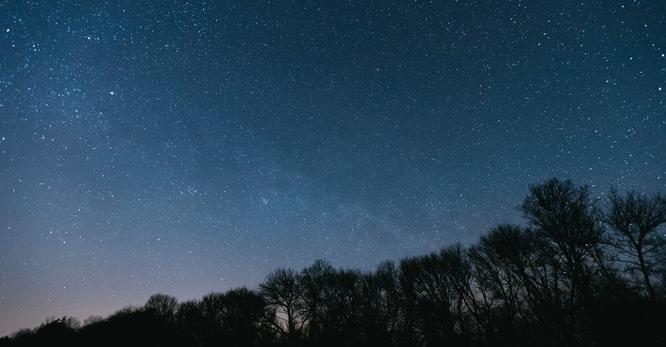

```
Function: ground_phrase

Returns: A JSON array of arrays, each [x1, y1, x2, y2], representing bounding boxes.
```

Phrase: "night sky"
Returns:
[[1, 0, 665, 336]]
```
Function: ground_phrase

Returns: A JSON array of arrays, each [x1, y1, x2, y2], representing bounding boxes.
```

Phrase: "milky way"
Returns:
[[1, 0, 665, 336]]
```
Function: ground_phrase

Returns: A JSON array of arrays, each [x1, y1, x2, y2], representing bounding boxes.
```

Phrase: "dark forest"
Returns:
[[2, 179, 665, 347]]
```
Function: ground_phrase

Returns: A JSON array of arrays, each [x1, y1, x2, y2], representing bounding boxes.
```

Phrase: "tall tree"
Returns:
[[259, 268, 304, 341], [521, 179, 604, 346], [218, 288, 268, 347], [300, 259, 335, 340], [521, 179, 601, 305], [361, 261, 400, 346], [600, 189, 666, 301]]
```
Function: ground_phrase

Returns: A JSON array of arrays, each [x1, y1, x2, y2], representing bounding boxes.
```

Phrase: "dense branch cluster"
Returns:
[[2, 179, 665, 347]]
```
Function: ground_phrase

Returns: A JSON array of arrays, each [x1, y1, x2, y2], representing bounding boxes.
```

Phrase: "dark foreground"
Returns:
[[2, 179, 665, 347]]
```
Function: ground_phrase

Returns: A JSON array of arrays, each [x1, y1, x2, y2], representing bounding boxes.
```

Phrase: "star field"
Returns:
[[1, 0, 665, 336]]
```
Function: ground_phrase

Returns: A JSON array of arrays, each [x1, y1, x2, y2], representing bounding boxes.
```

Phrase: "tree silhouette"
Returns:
[[360, 261, 400, 346], [145, 294, 179, 322], [217, 288, 268, 347], [600, 189, 666, 301], [2, 179, 665, 347], [299, 259, 335, 341], [259, 268, 304, 342], [521, 179, 602, 344]]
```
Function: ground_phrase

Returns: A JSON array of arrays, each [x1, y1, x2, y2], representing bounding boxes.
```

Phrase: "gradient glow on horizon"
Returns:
[[1, 0, 665, 337]]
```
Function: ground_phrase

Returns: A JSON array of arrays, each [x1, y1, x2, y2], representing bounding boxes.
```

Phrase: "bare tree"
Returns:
[[145, 293, 179, 321], [219, 288, 268, 347], [397, 248, 465, 347], [521, 179, 602, 307], [469, 226, 527, 343], [300, 259, 335, 339], [361, 260, 400, 345], [599, 189, 666, 301], [259, 268, 304, 340]]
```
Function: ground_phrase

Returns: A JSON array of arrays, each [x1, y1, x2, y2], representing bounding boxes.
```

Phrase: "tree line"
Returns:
[[2, 179, 665, 347]]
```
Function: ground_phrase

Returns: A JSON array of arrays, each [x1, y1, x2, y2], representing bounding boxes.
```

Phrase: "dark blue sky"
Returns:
[[1, 0, 665, 336]]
